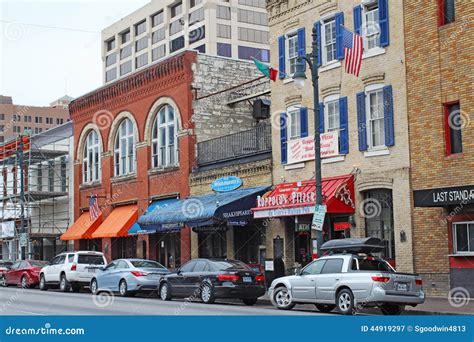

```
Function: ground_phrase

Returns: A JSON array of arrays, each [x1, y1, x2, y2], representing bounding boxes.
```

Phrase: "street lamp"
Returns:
[[292, 25, 324, 257]]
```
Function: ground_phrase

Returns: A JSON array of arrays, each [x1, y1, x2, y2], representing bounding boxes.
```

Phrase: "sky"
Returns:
[[0, 0, 150, 106]]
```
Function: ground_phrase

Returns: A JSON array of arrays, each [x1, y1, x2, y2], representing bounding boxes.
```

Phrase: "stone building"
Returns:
[[263, 0, 414, 272], [406, 0, 474, 296]]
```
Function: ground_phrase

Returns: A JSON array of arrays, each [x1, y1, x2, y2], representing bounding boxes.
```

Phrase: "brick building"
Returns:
[[263, 0, 414, 272], [0, 95, 71, 144], [61, 50, 262, 266], [406, 0, 474, 296]]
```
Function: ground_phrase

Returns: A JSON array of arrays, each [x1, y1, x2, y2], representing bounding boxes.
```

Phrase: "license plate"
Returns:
[[243, 276, 252, 283], [148, 274, 160, 279], [397, 283, 408, 291], [88, 268, 96, 273]]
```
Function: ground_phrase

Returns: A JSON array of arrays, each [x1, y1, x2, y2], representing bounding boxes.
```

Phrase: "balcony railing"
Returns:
[[197, 124, 272, 166]]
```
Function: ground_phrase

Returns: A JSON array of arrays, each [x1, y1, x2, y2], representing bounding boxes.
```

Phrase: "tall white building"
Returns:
[[102, 0, 269, 83]]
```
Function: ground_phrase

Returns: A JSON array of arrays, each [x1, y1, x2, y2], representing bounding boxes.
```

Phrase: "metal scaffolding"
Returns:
[[0, 129, 72, 261]]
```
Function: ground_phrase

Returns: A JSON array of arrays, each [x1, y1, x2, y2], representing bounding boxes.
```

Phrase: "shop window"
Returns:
[[151, 105, 178, 169], [82, 130, 101, 184], [114, 118, 136, 176], [363, 189, 394, 260], [444, 101, 462, 155], [438, 0, 455, 26], [453, 223, 474, 254]]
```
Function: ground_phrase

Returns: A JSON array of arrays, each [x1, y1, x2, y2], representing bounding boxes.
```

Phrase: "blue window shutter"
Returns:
[[379, 0, 390, 47], [353, 5, 362, 35], [318, 103, 325, 133], [383, 85, 395, 147], [356, 92, 367, 151], [335, 12, 345, 60], [280, 112, 288, 164], [300, 107, 308, 138], [314, 21, 322, 67], [339, 97, 349, 154], [278, 36, 286, 79], [297, 27, 306, 71]]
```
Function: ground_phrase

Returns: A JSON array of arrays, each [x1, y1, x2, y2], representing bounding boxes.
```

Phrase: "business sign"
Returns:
[[334, 222, 351, 231], [296, 223, 311, 232], [311, 204, 327, 231], [414, 185, 474, 207], [287, 132, 339, 165], [211, 176, 242, 192], [0, 221, 15, 239]]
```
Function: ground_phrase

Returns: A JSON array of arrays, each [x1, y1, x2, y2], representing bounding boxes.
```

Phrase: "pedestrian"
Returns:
[[274, 257, 285, 279]]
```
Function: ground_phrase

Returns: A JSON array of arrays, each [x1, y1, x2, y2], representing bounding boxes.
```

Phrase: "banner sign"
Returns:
[[287, 132, 339, 165], [0, 221, 15, 238], [414, 185, 474, 207]]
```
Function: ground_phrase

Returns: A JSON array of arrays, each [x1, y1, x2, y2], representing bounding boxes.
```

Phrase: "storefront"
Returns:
[[414, 185, 474, 295], [60, 211, 103, 252], [252, 175, 356, 268]]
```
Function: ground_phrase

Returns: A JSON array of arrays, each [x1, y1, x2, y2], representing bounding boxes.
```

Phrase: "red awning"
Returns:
[[252, 175, 355, 219]]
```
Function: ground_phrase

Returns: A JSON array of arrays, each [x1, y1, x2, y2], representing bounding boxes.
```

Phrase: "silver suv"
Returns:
[[269, 245, 425, 315], [39, 251, 107, 292]]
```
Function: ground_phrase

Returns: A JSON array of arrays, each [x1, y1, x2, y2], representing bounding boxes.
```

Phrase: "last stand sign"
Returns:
[[413, 185, 474, 207]]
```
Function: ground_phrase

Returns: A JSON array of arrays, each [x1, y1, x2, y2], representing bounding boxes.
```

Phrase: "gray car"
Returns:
[[269, 253, 425, 315], [90, 259, 169, 297]]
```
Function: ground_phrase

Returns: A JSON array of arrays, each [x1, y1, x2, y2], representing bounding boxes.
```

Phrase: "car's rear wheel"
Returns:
[[21, 275, 29, 289], [242, 298, 258, 306], [159, 282, 171, 301], [273, 287, 295, 310], [336, 288, 355, 315], [381, 304, 405, 315], [119, 279, 131, 297], [59, 274, 70, 292], [200, 283, 215, 304], [39, 274, 48, 291], [315, 304, 336, 313], [90, 279, 99, 295]]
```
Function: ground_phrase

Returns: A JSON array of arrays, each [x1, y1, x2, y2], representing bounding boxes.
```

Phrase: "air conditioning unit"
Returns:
[[361, 0, 378, 6], [252, 99, 271, 121]]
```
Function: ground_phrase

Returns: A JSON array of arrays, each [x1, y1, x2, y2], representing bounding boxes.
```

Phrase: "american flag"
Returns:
[[89, 194, 101, 221], [342, 26, 363, 77]]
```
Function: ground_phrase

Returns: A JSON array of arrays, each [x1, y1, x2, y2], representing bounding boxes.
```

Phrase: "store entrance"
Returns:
[[295, 232, 311, 267], [152, 232, 181, 270], [234, 223, 263, 264], [197, 229, 227, 259]]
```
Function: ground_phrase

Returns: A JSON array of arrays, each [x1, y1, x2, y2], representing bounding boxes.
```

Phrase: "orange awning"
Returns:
[[91, 204, 138, 239], [60, 212, 102, 241]]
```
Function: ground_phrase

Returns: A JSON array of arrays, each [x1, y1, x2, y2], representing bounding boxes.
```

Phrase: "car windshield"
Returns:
[[77, 255, 105, 265], [211, 260, 250, 271], [354, 257, 393, 272], [29, 261, 47, 267], [130, 260, 166, 269]]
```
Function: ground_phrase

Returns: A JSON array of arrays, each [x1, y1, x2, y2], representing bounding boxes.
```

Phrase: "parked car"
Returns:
[[2, 260, 47, 288], [269, 238, 425, 315], [90, 259, 169, 297], [0, 261, 13, 286], [39, 251, 107, 292], [158, 258, 266, 305]]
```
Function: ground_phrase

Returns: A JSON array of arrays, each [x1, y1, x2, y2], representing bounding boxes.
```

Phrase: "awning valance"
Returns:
[[129, 198, 181, 234], [91, 204, 138, 239], [60, 212, 102, 241], [252, 175, 355, 219], [138, 186, 269, 229]]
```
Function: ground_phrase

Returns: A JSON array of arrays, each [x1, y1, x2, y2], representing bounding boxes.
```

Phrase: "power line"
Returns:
[[0, 19, 100, 34]]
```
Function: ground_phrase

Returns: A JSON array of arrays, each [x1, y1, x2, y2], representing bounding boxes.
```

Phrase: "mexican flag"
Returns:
[[252, 57, 278, 81]]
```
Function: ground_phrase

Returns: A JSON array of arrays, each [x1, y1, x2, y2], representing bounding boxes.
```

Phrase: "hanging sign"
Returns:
[[311, 204, 327, 231], [211, 176, 242, 192]]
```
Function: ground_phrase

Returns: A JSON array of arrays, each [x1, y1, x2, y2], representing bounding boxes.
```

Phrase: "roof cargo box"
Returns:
[[320, 237, 385, 254]]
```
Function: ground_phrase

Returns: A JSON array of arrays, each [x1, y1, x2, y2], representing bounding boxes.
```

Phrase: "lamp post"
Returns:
[[292, 26, 324, 256]]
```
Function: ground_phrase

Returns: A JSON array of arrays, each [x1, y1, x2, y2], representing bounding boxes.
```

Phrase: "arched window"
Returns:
[[82, 130, 101, 183], [114, 118, 136, 176], [151, 105, 178, 168]]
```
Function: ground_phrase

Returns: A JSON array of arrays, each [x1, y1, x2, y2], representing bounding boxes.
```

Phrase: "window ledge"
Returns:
[[448, 253, 474, 257], [148, 166, 180, 176], [284, 162, 305, 170], [111, 173, 137, 184], [446, 153, 464, 159], [322, 155, 345, 164], [320, 61, 341, 73], [362, 48, 386, 60], [364, 148, 390, 157], [79, 181, 102, 190]]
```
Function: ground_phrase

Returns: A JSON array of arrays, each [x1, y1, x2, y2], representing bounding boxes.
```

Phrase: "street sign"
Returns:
[[19, 233, 28, 247], [311, 204, 327, 231]]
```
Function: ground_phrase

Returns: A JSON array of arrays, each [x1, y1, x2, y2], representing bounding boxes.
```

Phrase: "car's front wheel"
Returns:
[[336, 288, 355, 315], [273, 287, 295, 310], [90, 279, 99, 295], [159, 282, 171, 301], [0, 275, 7, 287], [381, 304, 405, 315], [39, 274, 48, 291]]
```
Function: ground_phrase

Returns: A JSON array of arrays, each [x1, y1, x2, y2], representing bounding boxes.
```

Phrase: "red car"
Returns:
[[3, 260, 47, 288]]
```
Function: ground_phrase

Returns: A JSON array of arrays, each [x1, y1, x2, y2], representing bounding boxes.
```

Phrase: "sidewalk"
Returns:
[[258, 294, 474, 315]]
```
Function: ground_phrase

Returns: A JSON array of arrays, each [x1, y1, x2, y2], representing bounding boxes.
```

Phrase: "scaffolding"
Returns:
[[0, 128, 72, 261]]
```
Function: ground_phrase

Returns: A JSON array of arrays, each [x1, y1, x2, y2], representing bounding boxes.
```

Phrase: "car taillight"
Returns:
[[131, 271, 148, 277], [415, 278, 423, 286], [255, 275, 265, 282], [70, 264, 77, 271], [217, 274, 240, 282], [371, 275, 390, 283]]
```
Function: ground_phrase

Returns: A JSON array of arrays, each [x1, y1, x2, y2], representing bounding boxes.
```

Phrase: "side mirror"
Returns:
[[176, 269, 182, 275]]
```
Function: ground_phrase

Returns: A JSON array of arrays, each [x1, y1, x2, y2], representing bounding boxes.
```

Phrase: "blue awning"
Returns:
[[129, 198, 180, 234], [138, 186, 269, 229]]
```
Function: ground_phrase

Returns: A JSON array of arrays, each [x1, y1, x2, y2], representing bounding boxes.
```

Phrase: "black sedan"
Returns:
[[158, 258, 266, 305]]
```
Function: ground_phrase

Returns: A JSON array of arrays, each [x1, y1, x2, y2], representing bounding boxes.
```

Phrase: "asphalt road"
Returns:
[[0, 287, 332, 316]]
